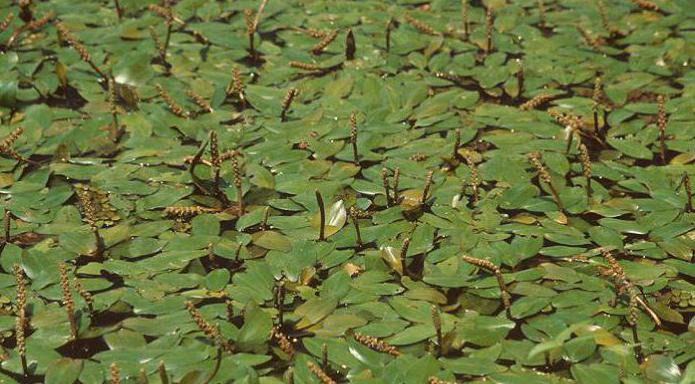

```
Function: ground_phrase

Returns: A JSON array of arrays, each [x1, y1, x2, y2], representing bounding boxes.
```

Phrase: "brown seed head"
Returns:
[[0, 13, 13, 33], [15, 316, 25, 359], [0, 127, 24, 150], [353, 332, 401, 356], [304, 28, 328, 39], [270, 327, 295, 357], [579, 143, 591, 178], [631, 0, 659, 11], [164, 206, 221, 218], [657, 95, 667, 136], [14, 265, 26, 325], [220, 149, 241, 162], [404, 14, 436, 35], [27, 11, 53, 30], [110, 362, 119, 384], [462, 255, 499, 274], [599, 249, 639, 325], [593, 76, 603, 104], [55, 21, 91, 62], [289, 61, 322, 71], [231, 156, 243, 189], [73, 277, 94, 307], [428, 378, 457, 384], [350, 112, 357, 145], [148, 4, 173, 23], [210, 131, 220, 169], [462, 255, 510, 308], [244, 9, 255, 35], [485, 6, 494, 52], [186, 89, 213, 113], [434, 71, 464, 83], [280, 88, 299, 120], [520, 94, 555, 110], [529, 154, 552, 184], [74, 184, 99, 226], [463, 153, 480, 203], [190, 29, 209, 45], [59, 263, 77, 339], [549, 110, 583, 132], [0, 127, 24, 161], [185, 301, 234, 352], [306, 361, 336, 384], [311, 29, 338, 54], [231, 67, 244, 95], [156, 84, 190, 118], [577, 26, 602, 48]]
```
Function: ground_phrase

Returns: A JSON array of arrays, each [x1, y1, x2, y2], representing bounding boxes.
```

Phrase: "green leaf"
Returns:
[[45, 358, 84, 384]]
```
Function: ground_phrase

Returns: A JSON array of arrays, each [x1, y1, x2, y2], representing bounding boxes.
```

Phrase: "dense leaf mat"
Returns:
[[0, 0, 694, 382]]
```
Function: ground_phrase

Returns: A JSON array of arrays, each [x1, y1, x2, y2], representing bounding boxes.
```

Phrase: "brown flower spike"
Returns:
[[404, 14, 437, 35], [462, 153, 479, 205], [270, 327, 295, 357], [428, 378, 457, 384], [0, 13, 13, 33], [280, 88, 299, 122], [164, 206, 221, 218], [579, 143, 592, 199], [226, 67, 246, 108], [186, 89, 213, 113], [55, 21, 107, 81], [185, 301, 234, 352], [59, 263, 78, 340], [110, 362, 119, 384], [657, 95, 667, 164], [307, 361, 336, 384], [16, 316, 27, 374], [350, 112, 359, 165], [156, 84, 190, 118], [631, 0, 659, 11], [244, 9, 256, 58], [353, 332, 401, 357], [231, 154, 244, 214], [14, 264, 27, 334], [289, 60, 322, 72], [519, 94, 555, 110], [462, 255, 511, 311], [529, 152, 564, 212], [74, 277, 94, 313], [311, 29, 337, 54], [0, 127, 25, 162], [485, 6, 494, 54], [599, 249, 660, 327]]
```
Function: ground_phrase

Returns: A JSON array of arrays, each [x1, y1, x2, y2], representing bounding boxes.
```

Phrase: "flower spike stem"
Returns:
[[316, 190, 325, 241]]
